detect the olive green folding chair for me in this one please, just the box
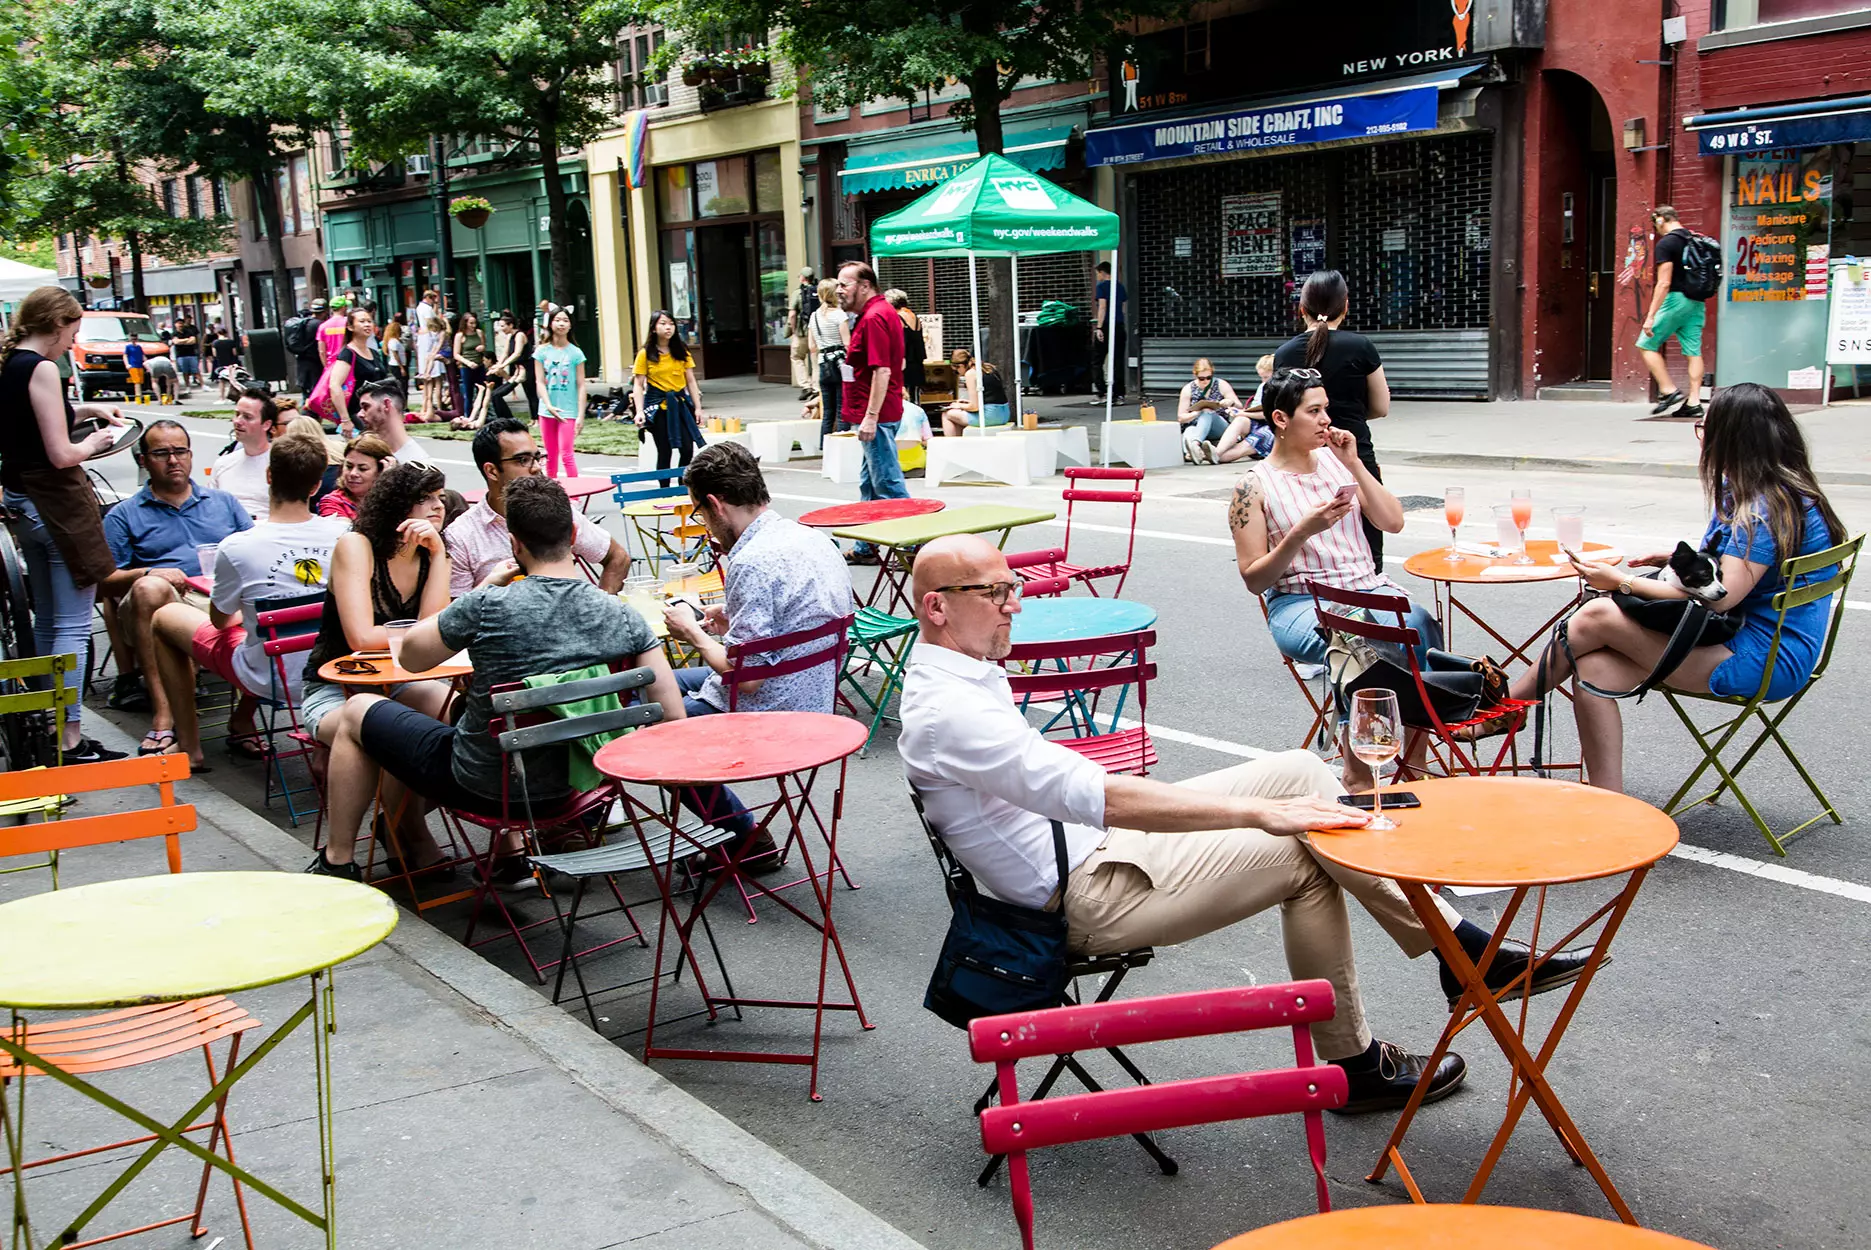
[0,652,81,885]
[1661,533,1863,856]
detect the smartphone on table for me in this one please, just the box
[1339,792,1422,811]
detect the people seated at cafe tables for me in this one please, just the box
[661,443,853,718]
[99,420,252,751]
[309,476,714,883]
[900,534,1593,1110]
[147,433,349,770]
[1228,368,1441,789]
[298,463,454,875]
[316,433,395,521]
[1512,382,1847,793]
[443,417,629,595]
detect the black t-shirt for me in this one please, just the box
[0,349,66,491]
[1272,329,1383,459]
[336,345,388,388]
[210,337,240,368]
[1654,229,1690,293]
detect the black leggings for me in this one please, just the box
[647,412,699,474]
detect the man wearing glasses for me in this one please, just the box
[443,417,630,595]
[900,535,1590,1113]
[97,421,252,736]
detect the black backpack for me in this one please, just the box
[282,315,319,359]
[1675,232,1724,301]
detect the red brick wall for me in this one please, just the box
[1693,27,1871,110]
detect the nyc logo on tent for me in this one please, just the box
[990,177,1054,211]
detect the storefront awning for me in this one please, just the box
[839,124,1075,195]
[1685,93,1871,156]
[1084,65,1481,168]
[139,263,221,298]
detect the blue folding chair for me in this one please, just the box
[610,467,699,570]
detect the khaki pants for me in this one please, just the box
[1062,750,1458,1060]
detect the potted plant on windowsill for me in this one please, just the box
[449,195,494,229]
[85,273,111,289]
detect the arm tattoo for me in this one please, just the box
[1228,472,1262,532]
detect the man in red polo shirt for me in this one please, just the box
[837,261,908,565]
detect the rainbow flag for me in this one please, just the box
[624,109,650,189]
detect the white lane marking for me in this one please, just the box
[1122,715,1869,905]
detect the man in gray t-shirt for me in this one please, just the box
[308,478,697,884]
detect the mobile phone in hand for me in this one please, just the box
[1334,483,1359,503]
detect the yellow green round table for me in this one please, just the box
[0,872,396,1248]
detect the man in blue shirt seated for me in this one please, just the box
[99,419,251,750]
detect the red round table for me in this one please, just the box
[797,498,945,529]
[593,712,873,1099]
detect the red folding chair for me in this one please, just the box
[719,613,857,922]
[1259,596,1335,754]
[1308,582,1535,780]
[971,981,1347,1250]
[254,592,326,830]
[1005,467,1144,597]
[1001,629,1157,775]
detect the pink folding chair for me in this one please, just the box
[1005,467,1144,597]
[1001,629,1158,775]
[971,981,1347,1250]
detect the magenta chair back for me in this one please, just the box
[970,980,1346,1249]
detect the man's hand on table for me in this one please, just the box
[1256,795,1370,837]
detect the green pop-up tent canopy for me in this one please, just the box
[870,154,1123,453]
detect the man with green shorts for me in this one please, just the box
[1638,206,1706,419]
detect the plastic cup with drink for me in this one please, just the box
[195,543,220,592]
[383,619,417,671]
[1492,504,1524,557]
[1554,505,1586,559]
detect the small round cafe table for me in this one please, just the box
[593,711,872,1101]
[797,498,945,529]
[1402,539,1625,667]
[1306,777,1678,1224]
[1211,1204,1718,1249]
[0,873,396,1250]
[316,651,473,687]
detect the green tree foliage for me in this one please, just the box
[198,0,648,305]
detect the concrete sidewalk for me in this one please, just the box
[1,718,927,1250]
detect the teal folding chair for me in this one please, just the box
[838,608,919,755]
[610,467,695,570]
[1662,532,1863,856]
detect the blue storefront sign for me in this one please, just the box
[1692,103,1871,156]
[1085,83,1442,168]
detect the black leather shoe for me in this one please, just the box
[1441,939,1601,1009]
[1331,1041,1467,1115]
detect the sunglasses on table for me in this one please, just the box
[332,658,382,675]
[938,581,1024,606]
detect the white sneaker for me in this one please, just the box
[1198,440,1218,464]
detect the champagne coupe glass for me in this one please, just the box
[1444,487,1466,562]
[1349,689,1404,830]
[1511,487,1535,565]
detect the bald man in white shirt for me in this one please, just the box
[900,535,1592,1113]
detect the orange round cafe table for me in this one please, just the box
[1211,1204,1718,1249]
[1307,777,1677,1225]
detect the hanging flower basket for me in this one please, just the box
[449,196,494,229]
[85,274,111,289]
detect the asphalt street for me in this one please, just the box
[82,398,1871,1250]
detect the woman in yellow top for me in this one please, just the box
[631,310,707,477]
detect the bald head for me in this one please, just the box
[912,534,1019,660]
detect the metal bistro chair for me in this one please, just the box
[1260,596,1336,754]
[254,591,327,830]
[1002,627,1158,776]
[609,467,695,570]
[837,607,919,755]
[0,653,81,885]
[971,982,1347,1250]
[1004,467,1146,597]
[906,783,1173,1188]
[1662,532,1864,856]
[0,754,260,1250]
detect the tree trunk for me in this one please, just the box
[127,229,147,314]
[536,105,573,306]
[965,61,1013,384]
[251,164,291,328]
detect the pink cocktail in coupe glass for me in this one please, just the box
[1510,488,1534,564]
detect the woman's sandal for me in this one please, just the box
[226,733,269,762]
[137,729,176,757]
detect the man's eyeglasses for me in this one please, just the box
[501,452,543,468]
[141,447,191,461]
[938,581,1023,606]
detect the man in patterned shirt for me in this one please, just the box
[662,441,853,715]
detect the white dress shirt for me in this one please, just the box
[899,641,1108,908]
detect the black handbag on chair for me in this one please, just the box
[924,820,1073,1030]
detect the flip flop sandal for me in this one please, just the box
[226,734,270,762]
[137,729,177,756]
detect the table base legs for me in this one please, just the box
[1,973,340,1250]
[1368,877,1647,1225]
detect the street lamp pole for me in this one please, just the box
[429,133,457,319]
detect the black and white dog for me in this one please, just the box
[1655,540,1727,603]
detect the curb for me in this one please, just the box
[1379,447,1871,487]
[92,724,928,1250]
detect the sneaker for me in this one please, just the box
[305,851,363,882]
[66,737,128,764]
[107,674,153,712]
[1650,390,1684,415]
[488,857,540,893]
[1677,403,1704,422]
[1198,440,1218,465]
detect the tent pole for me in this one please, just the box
[1011,255,1022,433]
[968,250,983,429]
[1103,239,1118,465]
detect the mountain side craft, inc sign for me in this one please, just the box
[1086,84,1442,167]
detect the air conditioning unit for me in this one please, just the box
[405,154,431,175]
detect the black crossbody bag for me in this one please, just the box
[924,821,1073,1030]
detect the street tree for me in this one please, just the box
[200,0,647,307]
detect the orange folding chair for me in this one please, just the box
[0,754,259,1250]
[971,981,1347,1250]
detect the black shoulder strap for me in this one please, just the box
[1532,599,1709,777]
[1049,820,1070,901]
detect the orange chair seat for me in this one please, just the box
[0,998,259,1079]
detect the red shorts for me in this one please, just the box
[190,620,247,687]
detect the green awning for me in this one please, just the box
[838,124,1074,195]
[870,152,1119,258]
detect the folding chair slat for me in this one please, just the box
[491,666,657,714]
[970,980,1337,1061]
[0,806,197,859]
[0,752,190,801]
[498,702,663,752]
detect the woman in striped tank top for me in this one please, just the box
[1227,369,1441,669]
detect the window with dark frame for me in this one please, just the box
[162,179,179,217]
[185,175,200,218]
[615,24,668,112]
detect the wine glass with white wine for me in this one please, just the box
[1349,689,1404,830]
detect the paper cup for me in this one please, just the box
[383,619,417,670]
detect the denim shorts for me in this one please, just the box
[1264,590,1443,667]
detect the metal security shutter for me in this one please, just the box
[1142,329,1489,399]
